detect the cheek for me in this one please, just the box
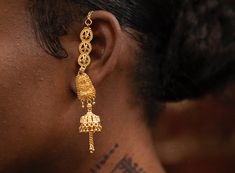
[0,38,73,170]
[0,6,74,169]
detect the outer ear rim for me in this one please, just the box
[86,10,123,85]
[91,10,122,34]
[70,10,123,93]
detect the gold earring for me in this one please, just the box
[76,11,102,154]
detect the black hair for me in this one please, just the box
[28,0,235,107]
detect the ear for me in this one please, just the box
[87,11,122,85]
[62,10,124,95]
[66,10,123,93]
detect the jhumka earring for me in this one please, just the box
[76,11,102,153]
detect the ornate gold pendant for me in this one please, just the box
[76,72,102,153]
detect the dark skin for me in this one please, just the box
[0,0,164,172]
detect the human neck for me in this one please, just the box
[21,78,165,173]
[71,71,166,173]
[74,94,166,173]
[19,103,165,173]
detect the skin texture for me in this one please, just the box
[0,0,164,172]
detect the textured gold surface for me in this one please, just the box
[79,111,102,133]
[79,41,92,54]
[89,132,95,153]
[76,11,102,153]
[76,73,96,105]
[78,54,91,68]
[80,27,93,42]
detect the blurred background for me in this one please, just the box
[152,84,235,173]
[152,1,235,172]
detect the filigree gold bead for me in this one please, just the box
[80,27,93,42]
[79,41,92,54]
[78,54,91,68]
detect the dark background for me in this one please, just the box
[153,84,235,173]
[153,1,235,172]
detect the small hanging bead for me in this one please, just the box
[87,103,92,112]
